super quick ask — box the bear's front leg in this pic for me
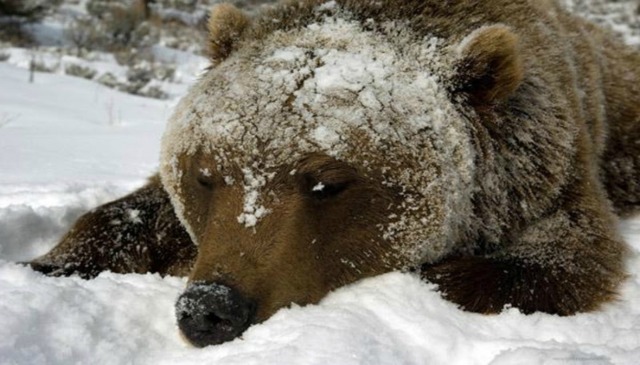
[28,176,196,279]
[422,195,627,315]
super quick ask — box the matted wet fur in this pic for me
[28,0,639,344]
[30,175,195,279]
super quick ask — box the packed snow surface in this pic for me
[1,231,640,365]
[1,0,640,364]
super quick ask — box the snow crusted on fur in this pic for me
[160,6,476,265]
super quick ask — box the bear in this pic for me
[29,175,196,279]
[28,0,639,348]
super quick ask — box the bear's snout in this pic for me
[175,282,255,347]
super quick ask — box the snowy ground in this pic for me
[1,1,640,364]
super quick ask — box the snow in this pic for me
[1,236,640,364]
[0,61,173,261]
[312,182,325,191]
[236,168,272,228]
[1,0,640,364]
[566,0,640,46]
[0,62,170,185]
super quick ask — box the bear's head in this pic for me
[160,1,523,347]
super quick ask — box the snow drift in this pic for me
[1,222,639,364]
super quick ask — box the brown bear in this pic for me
[29,0,639,348]
[29,175,196,279]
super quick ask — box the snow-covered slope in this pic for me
[1,1,639,364]
[0,62,174,261]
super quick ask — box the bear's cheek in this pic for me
[184,179,402,318]
[184,198,329,320]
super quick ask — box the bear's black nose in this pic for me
[175,282,254,347]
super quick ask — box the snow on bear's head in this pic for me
[160,1,523,346]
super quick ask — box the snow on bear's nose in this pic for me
[176,282,255,347]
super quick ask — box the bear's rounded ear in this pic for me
[454,25,523,107]
[207,3,251,63]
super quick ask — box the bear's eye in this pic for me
[303,174,351,201]
[310,181,349,200]
[196,174,215,190]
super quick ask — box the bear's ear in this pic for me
[454,25,523,107]
[207,3,251,63]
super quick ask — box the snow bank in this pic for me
[0,62,169,185]
[0,183,136,262]
[0,218,639,364]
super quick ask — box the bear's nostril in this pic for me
[175,282,254,347]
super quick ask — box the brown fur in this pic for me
[178,151,400,321]
[30,0,639,342]
[207,3,251,64]
[456,25,524,106]
[30,175,195,279]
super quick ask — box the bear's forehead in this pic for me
[160,12,476,265]
[164,15,459,170]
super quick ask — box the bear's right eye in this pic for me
[309,180,349,200]
[302,173,352,201]
[196,174,215,190]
